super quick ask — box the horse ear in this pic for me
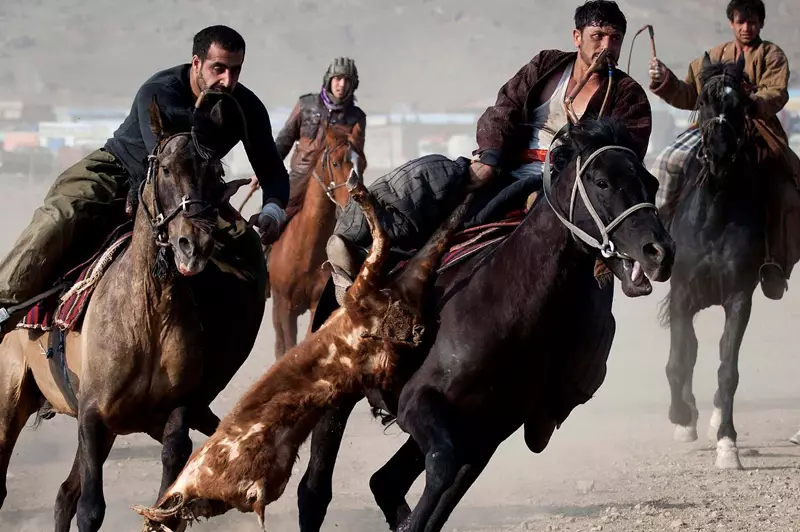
[149,94,164,139]
[702,52,713,71]
[209,99,225,128]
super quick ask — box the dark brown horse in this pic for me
[268,125,366,357]
[0,96,266,531]
[296,118,676,532]
[659,54,770,469]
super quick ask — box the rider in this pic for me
[0,25,290,338]
[648,0,800,300]
[275,57,367,188]
[325,0,653,303]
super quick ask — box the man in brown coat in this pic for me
[275,57,367,187]
[649,0,800,300]
[325,0,654,301]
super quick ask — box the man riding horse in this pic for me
[0,25,290,340]
[325,0,653,303]
[275,57,367,187]
[649,0,800,300]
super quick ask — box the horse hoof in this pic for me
[708,407,722,441]
[673,424,698,442]
[790,431,800,446]
[715,437,743,470]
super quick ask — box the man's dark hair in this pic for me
[574,0,627,34]
[726,0,765,24]
[192,25,246,60]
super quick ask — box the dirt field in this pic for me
[1,182,800,532]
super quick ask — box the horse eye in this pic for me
[332,162,340,167]
[595,179,609,190]
[161,166,170,175]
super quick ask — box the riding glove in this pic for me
[255,202,287,245]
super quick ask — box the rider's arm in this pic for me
[611,78,653,161]
[243,97,290,208]
[747,45,790,120]
[649,62,700,111]
[474,55,541,168]
[274,99,302,161]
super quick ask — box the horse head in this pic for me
[696,52,749,177]
[548,118,675,294]
[140,94,237,277]
[313,125,367,210]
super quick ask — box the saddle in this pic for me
[17,222,134,332]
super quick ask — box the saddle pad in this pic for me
[18,224,133,332]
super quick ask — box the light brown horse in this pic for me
[268,125,366,357]
[0,96,267,532]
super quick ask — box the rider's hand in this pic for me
[649,57,667,85]
[466,161,496,191]
[249,202,287,245]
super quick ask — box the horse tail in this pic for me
[657,289,672,329]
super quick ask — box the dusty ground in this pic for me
[1,181,800,532]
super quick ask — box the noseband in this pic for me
[542,125,657,259]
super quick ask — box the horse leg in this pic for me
[395,387,465,532]
[369,436,425,530]
[422,453,493,532]
[0,355,40,508]
[272,294,299,359]
[297,394,360,532]
[711,293,752,470]
[188,404,220,437]
[75,406,115,532]
[158,406,192,499]
[665,296,700,442]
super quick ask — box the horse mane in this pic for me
[550,117,640,175]
[285,172,312,220]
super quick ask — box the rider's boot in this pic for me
[326,234,366,306]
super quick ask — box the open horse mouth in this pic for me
[618,258,653,297]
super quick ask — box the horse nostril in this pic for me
[178,237,194,256]
[643,242,665,263]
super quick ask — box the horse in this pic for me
[658,53,769,469]
[268,125,366,358]
[0,95,266,531]
[295,117,675,532]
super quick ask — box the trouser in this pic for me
[0,148,129,327]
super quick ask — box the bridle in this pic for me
[542,124,657,260]
[696,75,748,165]
[312,136,361,209]
[139,131,219,275]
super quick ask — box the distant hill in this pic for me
[0,0,797,114]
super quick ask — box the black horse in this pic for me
[659,53,770,469]
[297,117,675,532]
